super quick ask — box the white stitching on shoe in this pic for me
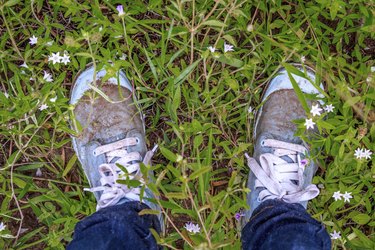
[245,139,319,203]
[85,137,158,210]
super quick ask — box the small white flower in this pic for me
[119,53,127,60]
[48,52,61,65]
[371,66,375,72]
[362,149,372,159]
[304,118,315,130]
[332,191,342,201]
[310,104,323,116]
[0,222,6,232]
[36,168,42,177]
[43,71,53,82]
[247,24,254,32]
[301,56,306,63]
[330,230,341,240]
[354,147,364,159]
[39,104,48,111]
[342,191,352,203]
[3,92,9,98]
[367,77,372,83]
[99,26,103,32]
[324,104,334,113]
[248,106,253,113]
[60,53,71,65]
[207,46,216,53]
[224,43,234,53]
[117,5,125,17]
[29,35,38,45]
[45,41,53,46]
[50,96,57,103]
[184,222,200,234]
[354,147,372,160]
[20,62,29,69]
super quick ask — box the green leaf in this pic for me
[343,96,361,109]
[282,63,309,112]
[171,208,196,218]
[352,213,371,225]
[167,164,181,178]
[138,209,161,216]
[13,177,26,188]
[147,183,160,196]
[173,59,201,85]
[319,120,336,130]
[160,147,177,162]
[149,228,161,244]
[329,1,339,20]
[189,166,211,180]
[63,154,77,177]
[165,192,187,199]
[144,48,159,81]
[16,163,44,171]
[172,85,181,111]
[201,20,227,27]
[352,228,375,249]
[158,199,181,210]
[193,134,203,149]
[223,34,237,46]
[226,78,239,91]
[216,55,244,68]
[74,52,93,58]
[87,83,117,103]
[117,179,142,188]
[3,0,20,7]
[361,24,375,33]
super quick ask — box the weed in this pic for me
[0,0,374,249]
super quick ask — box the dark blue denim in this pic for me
[67,201,161,250]
[68,200,330,250]
[242,199,331,250]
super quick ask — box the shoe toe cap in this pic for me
[263,66,324,102]
[70,65,132,105]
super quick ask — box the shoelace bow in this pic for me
[245,139,319,203]
[84,137,158,210]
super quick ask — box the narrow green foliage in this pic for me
[0,0,374,249]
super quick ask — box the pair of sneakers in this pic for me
[70,64,322,228]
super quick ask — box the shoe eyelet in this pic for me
[135,137,139,144]
[260,140,265,147]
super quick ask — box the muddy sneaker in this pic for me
[70,65,161,221]
[243,65,323,223]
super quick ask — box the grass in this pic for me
[0,0,374,249]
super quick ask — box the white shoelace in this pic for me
[245,139,319,203]
[84,137,158,210]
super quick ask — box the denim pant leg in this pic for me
[67,201,161,250]
[242,200,331,250]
